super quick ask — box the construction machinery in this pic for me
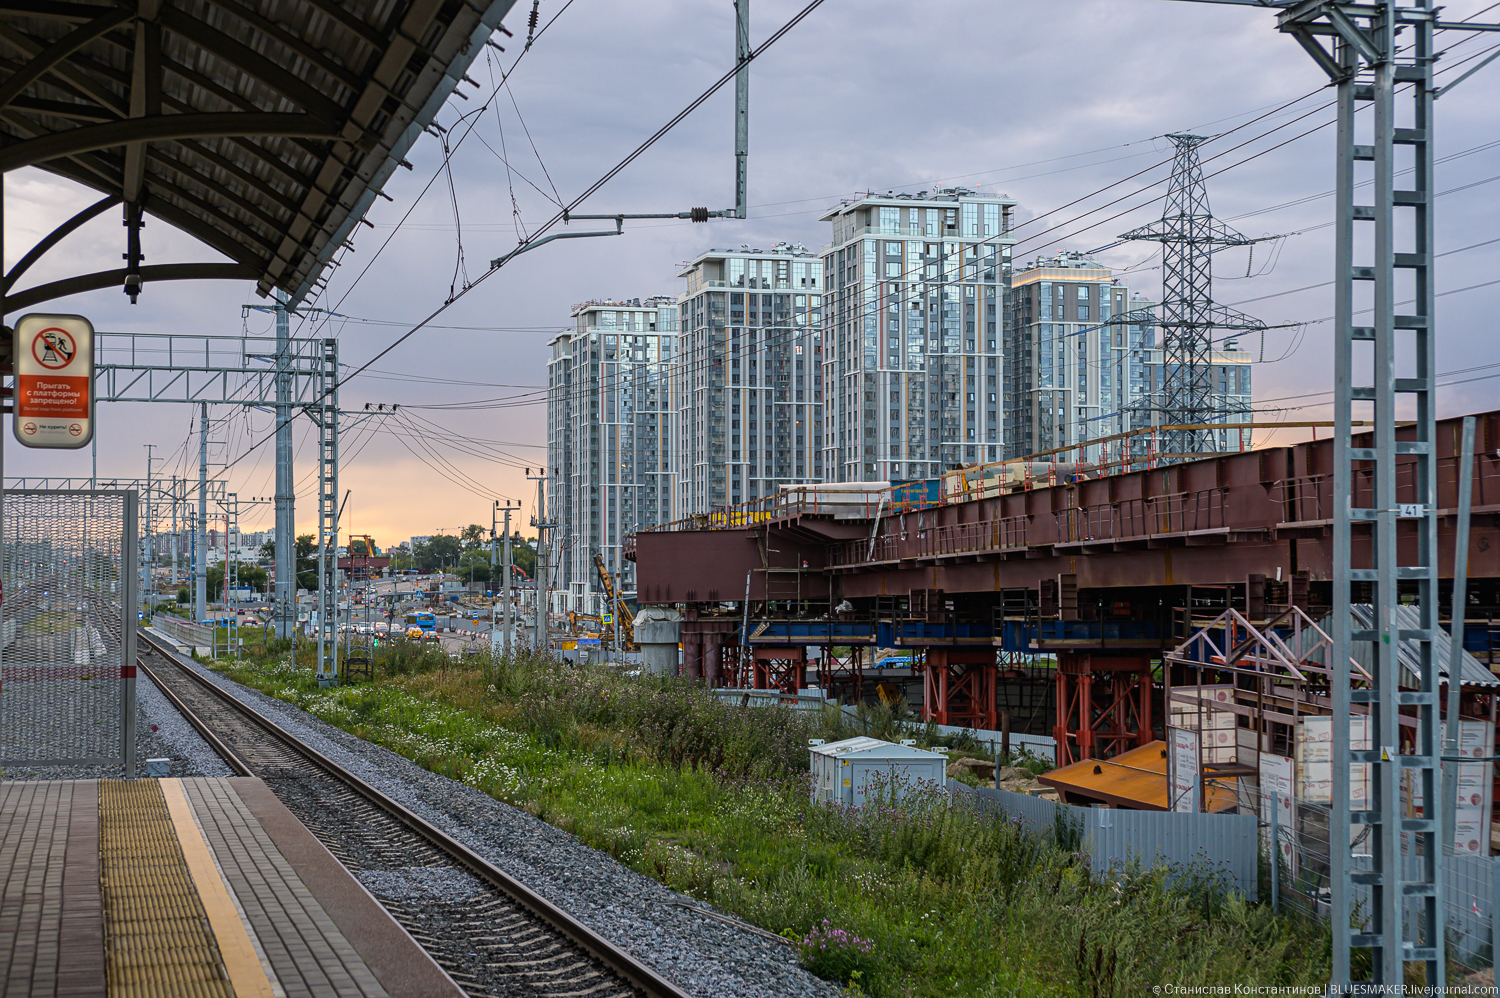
[592,552,636,650]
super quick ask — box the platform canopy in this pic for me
[0,0,516,312]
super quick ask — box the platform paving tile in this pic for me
[0,781,105,998]
[180,778,387,998]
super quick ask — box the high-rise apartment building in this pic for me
[1005,251,1251,461]
[673,244,824,515]
[547,297,678,608]
[818,188,1015,482]
[1005,252,1145,458]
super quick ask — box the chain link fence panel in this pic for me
[0,489,136,773]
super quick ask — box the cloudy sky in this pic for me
[6,0,1497,548]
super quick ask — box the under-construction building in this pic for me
[548,297,678,609]
[818,188,1016,481]
[672,244,825,515]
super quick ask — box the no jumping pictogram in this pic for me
[32,327,76,370]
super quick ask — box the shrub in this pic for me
[797,919,878,987]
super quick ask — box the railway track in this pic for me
[136,630,691,998]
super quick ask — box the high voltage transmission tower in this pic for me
[1118,133,1265,456]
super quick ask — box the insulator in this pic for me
[690,206,709,223]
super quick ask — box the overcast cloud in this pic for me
[5,0,1497,545]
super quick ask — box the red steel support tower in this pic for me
[1052,652,1154,765]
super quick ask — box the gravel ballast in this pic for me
[1,671,237,781]
[168,648,841,998]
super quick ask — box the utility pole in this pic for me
[142,444,154,610]
[1164,0,1499,988]
[528,468,551,654]
[170,474,178,587]
[733,0,749,219]
[196,403,208,623]
[274,289,295,641]
[503,505,514,658]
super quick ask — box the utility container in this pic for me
[808,736,948,806]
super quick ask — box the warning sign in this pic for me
[13,314,93,449]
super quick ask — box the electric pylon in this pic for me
[1120,134,1265,456]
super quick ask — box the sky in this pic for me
[4,0,1497,549]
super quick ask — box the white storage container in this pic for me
[808,736,948,806]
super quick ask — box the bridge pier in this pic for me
[920,648,998,730]
[816,646,865,704]
[751,646,805,693]
[680,612,739,684]
[1053,652,1154,765]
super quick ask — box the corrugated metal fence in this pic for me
[958,783,1500,975]
[955,784,1259,899]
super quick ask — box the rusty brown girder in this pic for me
[630,409,1500,603]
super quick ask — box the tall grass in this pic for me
[209,647,1331,997]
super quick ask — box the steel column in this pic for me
[1279,0,1442,984]
[121,490,137,778]
[733,0,749,219]
[315,338,338,685]
[195,402,207,623]
[274,290,295,640]
[1443,416,1476,854]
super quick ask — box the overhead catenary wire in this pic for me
[215,0,833,479]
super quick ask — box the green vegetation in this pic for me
[209,642,1330,997]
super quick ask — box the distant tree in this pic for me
[413,534,462,573]
[458,549,491,582]
[259,539,276,559]
[349,537,374,556]
[295,533,318,591]
[460,524,486,551]
[208,562,269,596]
[506,534,537,580]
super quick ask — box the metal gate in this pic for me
[0,490,137,774]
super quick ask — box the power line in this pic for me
[216,0,833,479]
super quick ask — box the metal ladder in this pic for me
[1280,1,1442,985]
[314,338,339,686]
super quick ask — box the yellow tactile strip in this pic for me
[98,779,236,998]
[162,779,277,998]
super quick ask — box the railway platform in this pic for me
[0,777,462,998]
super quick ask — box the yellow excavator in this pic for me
[592,552,636,650]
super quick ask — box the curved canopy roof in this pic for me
[0,0,515,308]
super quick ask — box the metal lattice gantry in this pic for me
[1164,0,1500,988]
[313,338,339,685]
[1295,2,1443,987]
[93,329,325,404]
[1118,133,1265,456]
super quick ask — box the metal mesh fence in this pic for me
[1246,782,1499,978]
[0,490,137,772]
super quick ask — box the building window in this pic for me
[1078,305,1089,321]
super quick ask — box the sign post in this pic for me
[13,314,94,449]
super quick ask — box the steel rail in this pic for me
[136,628,694,998]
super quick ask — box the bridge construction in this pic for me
[628,407,1500,765]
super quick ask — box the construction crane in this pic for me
[592,552,635,650]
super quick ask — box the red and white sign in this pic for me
[13,314,93,449]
